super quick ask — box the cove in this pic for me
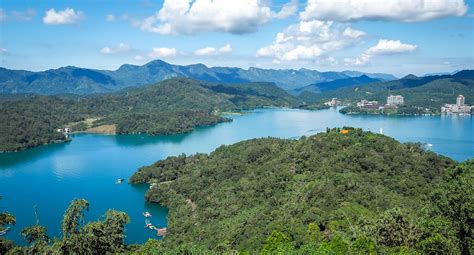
[1,108,473,245]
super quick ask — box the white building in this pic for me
[387,95,404,105]
[457,95,465,106]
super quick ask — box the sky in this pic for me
[0,0,473,76]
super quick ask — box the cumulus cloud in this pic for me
[194,44,233,56]
[257,20,366,62]
[344,39,417,66]
[138,0,295,35]
[100,43,131,54]
[43,8,83,25]
[273,0,298,19]
[0,8,36,21]
[106,14,115,22]
[148,47,177,58]
[300,0,468,22]
[135,55,144,61]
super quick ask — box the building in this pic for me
[441,95,472,115]
[324,98,341,107]
[387,95,404,105]
[357,100,379,109]
[457,95,465,106]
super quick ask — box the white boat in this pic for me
[115,178,124,184]
[0,227,10,236]
[143,211,152,217]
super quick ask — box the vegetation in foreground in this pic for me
[1,129,473,253]
[0,78,297,152]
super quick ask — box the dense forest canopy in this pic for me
[130,128,473,254]
[0,78,297,152]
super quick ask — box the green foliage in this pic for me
[430,160,473,254]
[61,198,89,237]
[131,129,458,253]
[0,196,16,254]
[260,231,294,254]
[0,78,296,152]
[417,234,456,255]
[375,208,421,248]
[20,225,50,253]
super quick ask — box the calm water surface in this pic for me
[1,108,473,245]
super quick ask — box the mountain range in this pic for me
[293,75,381,94]
[0,60,397,95]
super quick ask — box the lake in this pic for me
[1,108,473,245]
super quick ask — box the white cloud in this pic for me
[43,8,83,25]
[273,0,298,19]
[106,14,115,22]
[148,47,177,58]
[219,44,233,53]
[0,8,36,21]
[300,0,468,22]
[194,44,233,56]
[345,39,417,66]
[135,55,144,61]
[0,48,7,54]
[194,47,217,56]
[100,43,131,54]
[366,39,417,55]
[257,20,366,62]
[138,0,295,35]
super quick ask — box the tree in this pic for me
[260,231,294,254]
[61,198,89,237]
[375,208,421,248]
[21,225,49,253]
[0,196,16,254]
[431,160,473,254]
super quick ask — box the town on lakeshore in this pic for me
[441,95,473,115]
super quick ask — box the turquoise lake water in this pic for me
[1,108,473,245]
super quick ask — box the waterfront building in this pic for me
[457,95,465,106]
[387,95,404,105]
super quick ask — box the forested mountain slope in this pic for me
[130,128,472,254]
[0,78,296,152]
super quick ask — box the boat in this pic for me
[115,178,124,184]
[145,219,152,228]
[0,227,10,236]
[143,211,152,218]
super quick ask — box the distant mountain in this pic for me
[294,75,381,94]
[0,60,397,94]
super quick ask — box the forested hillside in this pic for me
[2,129,472,254]
[130,128,473,254]
[0,78,296,152]
[294,75,381,94]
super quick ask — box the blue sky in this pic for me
[0,0,473,76]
